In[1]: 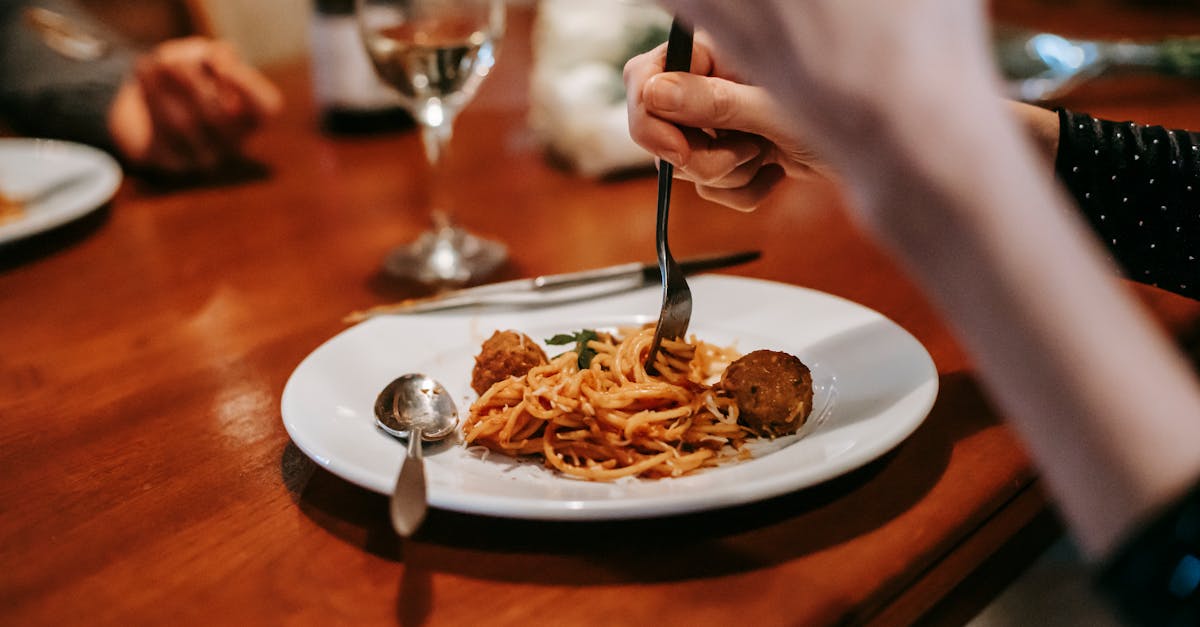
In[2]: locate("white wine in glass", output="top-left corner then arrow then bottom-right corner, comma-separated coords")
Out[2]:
357,0 -> 507,284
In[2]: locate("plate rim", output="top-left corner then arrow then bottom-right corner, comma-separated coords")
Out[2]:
0,137 -> 123,245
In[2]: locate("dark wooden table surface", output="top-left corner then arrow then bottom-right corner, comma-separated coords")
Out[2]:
3,2 -> 1199,625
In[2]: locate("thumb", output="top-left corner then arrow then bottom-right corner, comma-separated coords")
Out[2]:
642,72 -> 783,140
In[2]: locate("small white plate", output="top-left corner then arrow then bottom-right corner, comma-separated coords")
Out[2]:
281,275 -> 939,520
0,138 -> 122,244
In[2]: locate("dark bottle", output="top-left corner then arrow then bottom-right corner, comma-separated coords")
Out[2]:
310,0 -> 414,134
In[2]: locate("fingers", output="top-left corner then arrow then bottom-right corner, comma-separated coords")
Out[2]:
135,52 -> 224,172
624,34 -> 795,212
625,34 -> 778,154
674,128 -> 764,187
626,50 -> 761,162
625,43 -> 687,164
124,37 -> 281,173
643,72 -> 780,140
203,41 -> 284,122
695,163 -> 787,212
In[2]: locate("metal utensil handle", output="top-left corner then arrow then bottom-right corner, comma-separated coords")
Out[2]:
656,19 -> 694,265
655,19 -> 694,202
663,19 -> 694,73
389,429 -> 427,537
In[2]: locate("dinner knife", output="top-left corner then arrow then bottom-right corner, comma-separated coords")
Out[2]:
344,249 -> 761,321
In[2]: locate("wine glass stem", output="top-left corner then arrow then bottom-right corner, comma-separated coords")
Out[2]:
420,120 -> 452,168
417,99 -> 455,232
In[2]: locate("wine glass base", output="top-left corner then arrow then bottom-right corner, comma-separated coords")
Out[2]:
383,226 -> 507,286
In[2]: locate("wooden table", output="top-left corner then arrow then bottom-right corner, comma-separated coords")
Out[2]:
3,3 -> 1199,625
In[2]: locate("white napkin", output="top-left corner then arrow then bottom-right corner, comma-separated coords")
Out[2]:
529,0 -> 670,178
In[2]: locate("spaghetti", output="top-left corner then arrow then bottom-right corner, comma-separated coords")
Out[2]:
462,327 -> 751,481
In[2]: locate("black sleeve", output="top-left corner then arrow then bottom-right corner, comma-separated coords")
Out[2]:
1094,479 -> 1200,626
0,0 -> 136,150
1054,108 -> 1199,301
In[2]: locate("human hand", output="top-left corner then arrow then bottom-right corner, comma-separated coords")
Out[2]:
107,37 -> 283,175
624,34 -> 827,211
649,1 -> 1003,203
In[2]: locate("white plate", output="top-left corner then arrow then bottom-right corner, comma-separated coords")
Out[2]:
0,138 -> 123,245
281,275 -> 939,520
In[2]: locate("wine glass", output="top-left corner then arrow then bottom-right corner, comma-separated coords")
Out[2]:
356,0 -> 507,285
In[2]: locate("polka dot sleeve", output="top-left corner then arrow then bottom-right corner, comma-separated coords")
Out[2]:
1055,108 -> 1199,300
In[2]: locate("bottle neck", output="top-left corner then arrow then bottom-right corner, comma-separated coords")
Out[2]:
314,0 -> 355,16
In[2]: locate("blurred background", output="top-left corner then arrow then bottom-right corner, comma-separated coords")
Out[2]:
71,0 -> 1199,71
50,0 -> 1199,183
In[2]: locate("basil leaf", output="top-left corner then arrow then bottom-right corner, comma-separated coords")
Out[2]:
545,330 -> 600,368
576,329 -> 598,368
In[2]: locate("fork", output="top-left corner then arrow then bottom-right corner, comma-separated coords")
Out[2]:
644,19 -> 694,374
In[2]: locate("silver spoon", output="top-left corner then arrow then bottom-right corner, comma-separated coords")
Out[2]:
373,373 -> 458,537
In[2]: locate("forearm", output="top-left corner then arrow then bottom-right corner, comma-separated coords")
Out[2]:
855,96 -> 1200,559
1011,100 -> 1060,164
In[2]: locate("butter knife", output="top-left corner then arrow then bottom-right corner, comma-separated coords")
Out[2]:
24,7 -> 110,61
345,249 -> 760,322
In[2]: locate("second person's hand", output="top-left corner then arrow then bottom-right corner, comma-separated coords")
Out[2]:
107,37 -> 283,175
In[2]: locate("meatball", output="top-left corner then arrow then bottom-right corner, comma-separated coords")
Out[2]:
720,350 -> 813,437
471,330 -> 548,394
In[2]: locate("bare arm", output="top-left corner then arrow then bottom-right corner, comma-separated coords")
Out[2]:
1012,100 -> 1061,163
644,0 -> 1200,559
867,92 -> 1200,558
